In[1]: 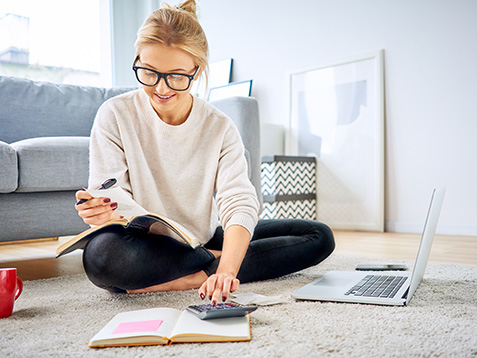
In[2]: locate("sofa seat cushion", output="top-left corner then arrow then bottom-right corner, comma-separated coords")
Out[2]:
11,137 -> 89,192
0,141 -> 18,193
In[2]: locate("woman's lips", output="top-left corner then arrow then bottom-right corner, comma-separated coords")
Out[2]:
155,93 -> 175,102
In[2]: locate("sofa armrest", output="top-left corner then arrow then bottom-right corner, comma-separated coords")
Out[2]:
211,97 -> 262,209
0,141 -> 18,193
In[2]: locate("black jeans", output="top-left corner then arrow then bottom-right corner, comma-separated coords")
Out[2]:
82,218 -> 335,293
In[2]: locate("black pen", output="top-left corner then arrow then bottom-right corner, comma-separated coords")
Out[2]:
75,178 -> 117,206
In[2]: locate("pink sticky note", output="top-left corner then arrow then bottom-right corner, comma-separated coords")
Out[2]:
113,319 -> 163,335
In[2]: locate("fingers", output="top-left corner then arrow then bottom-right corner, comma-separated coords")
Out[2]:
230,278 -> 240,293
75,190 -> 117,226
221,277 -> 233,302
203,274 -> 217,300
198,281 -> 207,300
75,190 -> 93,202
198,274 -> 240,305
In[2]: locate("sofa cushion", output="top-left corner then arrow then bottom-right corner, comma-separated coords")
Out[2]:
0,76 -> 136,144
0,141 -> 18,193
11,137 -> 89,192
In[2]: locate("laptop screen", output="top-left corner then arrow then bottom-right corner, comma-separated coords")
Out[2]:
405,187 -> 445,302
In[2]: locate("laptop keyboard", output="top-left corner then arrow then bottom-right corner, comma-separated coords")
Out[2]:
344,275 -> 408,298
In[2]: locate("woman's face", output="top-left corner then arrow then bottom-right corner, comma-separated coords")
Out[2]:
137,43 -> 198,124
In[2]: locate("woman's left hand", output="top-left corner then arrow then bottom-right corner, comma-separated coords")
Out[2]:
198,272 -> 240,305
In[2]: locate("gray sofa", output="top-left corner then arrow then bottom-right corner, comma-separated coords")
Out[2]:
0,76 -> 262,243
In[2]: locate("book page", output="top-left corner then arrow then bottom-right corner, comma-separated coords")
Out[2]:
170,311 -> 250,341
87,186 -> 149,220
147,221 -> 192,246
87,186 -> 200,248
148,217 -> 200,248
89,308 -> 182,345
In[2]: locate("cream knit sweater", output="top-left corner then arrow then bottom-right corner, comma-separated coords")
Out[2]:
88,90 -> 259,245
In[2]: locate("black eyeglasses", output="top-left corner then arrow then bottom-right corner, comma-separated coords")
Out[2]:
132,65 -> 199,91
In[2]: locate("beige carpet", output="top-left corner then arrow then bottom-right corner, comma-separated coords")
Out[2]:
1,254 -> 476,357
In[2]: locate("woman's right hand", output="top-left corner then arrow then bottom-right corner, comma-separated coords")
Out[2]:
75,190 -> 119,226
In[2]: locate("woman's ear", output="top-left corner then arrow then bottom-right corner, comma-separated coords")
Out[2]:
195,68 -> 204,80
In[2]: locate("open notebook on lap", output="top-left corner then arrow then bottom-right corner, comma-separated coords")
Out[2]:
292,188 -> 445,306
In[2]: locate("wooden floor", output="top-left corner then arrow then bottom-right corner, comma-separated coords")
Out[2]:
1,231 -> 476,281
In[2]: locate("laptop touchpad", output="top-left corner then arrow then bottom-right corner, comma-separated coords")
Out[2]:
313,276 -> 355,287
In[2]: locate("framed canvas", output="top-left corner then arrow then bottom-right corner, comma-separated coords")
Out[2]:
208,80 -> 252,102
287,50 -> 385,231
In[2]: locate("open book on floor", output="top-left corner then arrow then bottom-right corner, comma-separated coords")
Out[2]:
56,186 -> 200,258
89,307 -> 251,347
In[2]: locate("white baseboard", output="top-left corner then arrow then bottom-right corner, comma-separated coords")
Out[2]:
385,221 -> 477,236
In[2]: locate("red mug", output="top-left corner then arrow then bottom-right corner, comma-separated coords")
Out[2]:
0,268 -> 23,318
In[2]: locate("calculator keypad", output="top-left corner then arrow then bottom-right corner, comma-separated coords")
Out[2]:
189,303 -> 237,312
186,303 -> 257,320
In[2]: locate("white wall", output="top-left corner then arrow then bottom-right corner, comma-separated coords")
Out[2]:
110,0 -> 161,87
195,0 -> 477,235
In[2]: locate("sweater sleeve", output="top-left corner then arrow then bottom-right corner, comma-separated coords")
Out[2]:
215,121 -> 260,237
88,101 -> 132,195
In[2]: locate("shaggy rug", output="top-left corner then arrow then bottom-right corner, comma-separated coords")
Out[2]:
1,254 -> 476,358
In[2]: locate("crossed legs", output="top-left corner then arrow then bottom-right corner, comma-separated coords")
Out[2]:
82,219 -> 335,293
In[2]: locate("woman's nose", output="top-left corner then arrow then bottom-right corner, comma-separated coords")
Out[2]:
155,77 -> 170,93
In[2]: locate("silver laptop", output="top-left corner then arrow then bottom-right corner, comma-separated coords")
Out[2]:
292,187 -> 445,306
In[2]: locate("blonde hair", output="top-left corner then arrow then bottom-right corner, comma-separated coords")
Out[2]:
134,0 -> 208,85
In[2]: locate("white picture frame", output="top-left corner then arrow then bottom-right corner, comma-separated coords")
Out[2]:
287,50 -> 385,231
208,80 -> 252,102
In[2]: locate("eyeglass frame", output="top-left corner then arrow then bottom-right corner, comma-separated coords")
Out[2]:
132,63 -> 200,91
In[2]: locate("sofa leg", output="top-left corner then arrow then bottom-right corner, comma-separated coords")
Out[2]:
0,237 -> 59,245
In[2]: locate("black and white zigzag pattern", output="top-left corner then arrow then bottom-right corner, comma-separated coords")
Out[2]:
261,161 -> 316,196
260,199 -> 317,220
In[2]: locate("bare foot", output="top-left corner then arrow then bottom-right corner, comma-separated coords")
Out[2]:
127,270 -> 208,294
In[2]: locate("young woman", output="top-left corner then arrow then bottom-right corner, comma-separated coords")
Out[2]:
75,0 -> 335,305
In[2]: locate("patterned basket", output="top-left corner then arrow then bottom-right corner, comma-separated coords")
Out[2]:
260,156 -> 317,220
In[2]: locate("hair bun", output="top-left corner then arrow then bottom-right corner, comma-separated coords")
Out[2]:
175,0 -> 197,16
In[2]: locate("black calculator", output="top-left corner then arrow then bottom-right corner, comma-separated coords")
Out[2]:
186,303 -> 257,320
